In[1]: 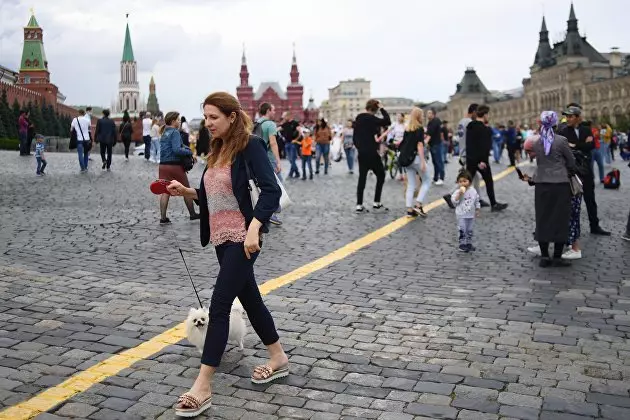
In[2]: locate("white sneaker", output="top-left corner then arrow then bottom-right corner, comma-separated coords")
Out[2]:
562,249 -> 582,260
527,245 -> 541,256
435,180 -> 444,186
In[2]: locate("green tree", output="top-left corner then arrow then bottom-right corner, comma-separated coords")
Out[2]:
12,98 -> 21,136
0,110 -> 7,139
0,90 -> 16,139
48,105 -> 61,136
39,101 -> 53,135
27,101 -> 43,134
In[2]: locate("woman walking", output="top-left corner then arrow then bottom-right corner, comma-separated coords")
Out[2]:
150,117 -> 161,163
342,119 -> 355,174
167,92 -> 288,418
314,118 -> 332,175
158,112 -> 199,224
119,111 -> 133,161
523,111 -> 576,268
196,119 -> 211,158
399,107 -> 430,217
180,116 -> 191,146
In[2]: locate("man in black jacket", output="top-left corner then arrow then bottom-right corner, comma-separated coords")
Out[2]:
354,99 -> 391,212
95,109 -> 117,171
465,105 -> 508,212
559,106 -> 610,235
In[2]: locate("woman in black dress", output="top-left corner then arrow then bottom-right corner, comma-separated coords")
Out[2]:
526,111 -> 576,268
196,119 -> 210,157
119,111 -> 133,160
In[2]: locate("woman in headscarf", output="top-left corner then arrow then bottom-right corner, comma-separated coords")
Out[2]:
524,111 -> 576,268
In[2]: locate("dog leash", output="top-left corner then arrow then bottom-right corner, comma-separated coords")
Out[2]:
178,247 -> 204,309
167,223 -> 204,308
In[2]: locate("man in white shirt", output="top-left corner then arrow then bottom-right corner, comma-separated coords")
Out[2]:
84,106 -> 93,161
71,109 -> 93,172
142,112 -> 152,161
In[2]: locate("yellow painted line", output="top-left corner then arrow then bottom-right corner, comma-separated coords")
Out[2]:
1,165 -> 516,420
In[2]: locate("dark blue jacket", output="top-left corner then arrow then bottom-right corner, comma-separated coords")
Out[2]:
160,127 -> 192,164
196,136 -> 281,248
95,117 -> 117,146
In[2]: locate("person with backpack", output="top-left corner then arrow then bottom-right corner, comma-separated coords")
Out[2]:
398,107 -> 430,218
254,103 -> 283,225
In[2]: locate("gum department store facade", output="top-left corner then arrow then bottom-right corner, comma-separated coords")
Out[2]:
443,4 -> 630,128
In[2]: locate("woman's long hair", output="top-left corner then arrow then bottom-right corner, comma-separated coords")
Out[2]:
160,111 -> 179,136
205,92 -> 252,167
406,107 -> 424,132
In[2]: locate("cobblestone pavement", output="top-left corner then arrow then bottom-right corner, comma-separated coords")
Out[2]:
0,150 -> 629,420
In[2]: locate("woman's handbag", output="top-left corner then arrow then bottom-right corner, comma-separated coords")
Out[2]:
181,146 -> 195,172
182,155 -> 194,172
569,174 -> 583,196
244,160 -> 260,208
244,161 -> 292,210
276,173 -> 292,210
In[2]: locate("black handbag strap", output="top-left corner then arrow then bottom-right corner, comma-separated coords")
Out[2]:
75,117 -> 86,141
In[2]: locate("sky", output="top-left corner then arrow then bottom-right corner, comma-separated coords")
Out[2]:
1,0 -> 629,119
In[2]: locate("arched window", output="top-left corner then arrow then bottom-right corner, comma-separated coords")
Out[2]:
33,59 -> 39,67
134,98 -> 137,110
126,97 -> 130,110
24,59 -> 31,67
24,75 -> 31,84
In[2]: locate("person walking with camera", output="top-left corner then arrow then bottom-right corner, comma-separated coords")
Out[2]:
465,105 -> 508,212
158,112 -> 199,224
354,99 -> 391,213
167,92 -> 288,418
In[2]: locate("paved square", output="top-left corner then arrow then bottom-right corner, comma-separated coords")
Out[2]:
0,151 -> 629,419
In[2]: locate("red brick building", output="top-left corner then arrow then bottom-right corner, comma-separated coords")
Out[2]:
0,13 -> 78,118
236,47 -> 317,123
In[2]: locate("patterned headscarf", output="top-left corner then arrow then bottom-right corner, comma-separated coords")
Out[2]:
540,111 -> 557,156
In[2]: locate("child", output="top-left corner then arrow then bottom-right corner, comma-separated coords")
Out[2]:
301,129 -> 314,180
450,170 -> 480,252
34,134 -> 47,176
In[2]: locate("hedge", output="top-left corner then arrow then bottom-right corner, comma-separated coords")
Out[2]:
0,138 -> 19,150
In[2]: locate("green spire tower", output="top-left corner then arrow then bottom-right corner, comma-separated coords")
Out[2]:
122,22 -> 135,62
116,15 -> 141,116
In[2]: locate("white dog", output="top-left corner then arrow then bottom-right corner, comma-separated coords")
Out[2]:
184,299 -> 246,353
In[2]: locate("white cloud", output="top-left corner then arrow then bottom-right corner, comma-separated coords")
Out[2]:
1,0 -> 629,118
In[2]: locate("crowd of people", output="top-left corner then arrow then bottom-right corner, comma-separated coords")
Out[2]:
12,90 -> 630,418
20,96 -> 630,252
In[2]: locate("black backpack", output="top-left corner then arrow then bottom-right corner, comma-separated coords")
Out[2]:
397,130 -> 419,167
603,169 -> 621,189
252,120 -> 270,151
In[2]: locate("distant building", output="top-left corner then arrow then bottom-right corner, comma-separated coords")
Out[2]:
374,97 -> 415,118
320,78 -> 371,124
444,3 -> 630,127
236,45 -> 314,122
146,76 -> 160,116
